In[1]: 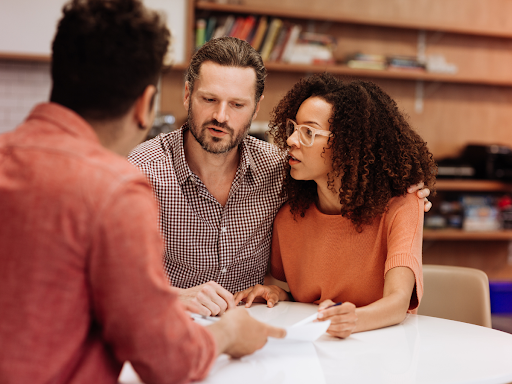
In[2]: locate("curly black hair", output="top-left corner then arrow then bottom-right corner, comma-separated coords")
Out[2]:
269,73 -> 437,231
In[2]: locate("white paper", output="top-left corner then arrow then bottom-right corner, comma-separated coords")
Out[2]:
285,320 -> 331,342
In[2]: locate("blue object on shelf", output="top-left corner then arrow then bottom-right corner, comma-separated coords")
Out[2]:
489,281 -> 512,314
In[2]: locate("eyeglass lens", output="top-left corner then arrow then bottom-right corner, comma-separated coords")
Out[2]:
286,120 -> 314,146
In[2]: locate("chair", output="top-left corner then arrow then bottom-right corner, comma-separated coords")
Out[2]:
418,264 -> 492,328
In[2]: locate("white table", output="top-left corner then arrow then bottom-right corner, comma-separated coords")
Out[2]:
119,302 -> 512,384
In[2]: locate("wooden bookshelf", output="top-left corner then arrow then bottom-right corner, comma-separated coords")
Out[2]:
0,52 -> 51,62
196,1 -> 512,39
264,63 -> 512,87
435,179 -> 512,192
424,228 -> 512,241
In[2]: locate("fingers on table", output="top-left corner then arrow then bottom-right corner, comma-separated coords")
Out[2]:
196,282 -> 235,316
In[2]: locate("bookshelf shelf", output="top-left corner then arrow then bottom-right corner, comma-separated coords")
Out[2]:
168,62 -> 512,88
423,228 -> 512,241
196,2 -> 512,39
263,63 -> 512,87
435,179 -> 512,192
0,52 -> 51,62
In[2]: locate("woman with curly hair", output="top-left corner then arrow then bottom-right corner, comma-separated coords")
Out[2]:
234,73 -> 437,338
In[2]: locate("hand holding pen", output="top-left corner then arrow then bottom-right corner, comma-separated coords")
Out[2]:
317,300 -> 357,339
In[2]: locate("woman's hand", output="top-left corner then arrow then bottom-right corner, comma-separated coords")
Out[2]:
317,300 -> 357,338
234,284 -> 290,308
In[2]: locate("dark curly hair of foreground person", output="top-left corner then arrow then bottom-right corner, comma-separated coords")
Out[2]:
268,73 -> 437,231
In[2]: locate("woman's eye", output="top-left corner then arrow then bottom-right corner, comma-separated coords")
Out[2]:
305,127 -> 313,137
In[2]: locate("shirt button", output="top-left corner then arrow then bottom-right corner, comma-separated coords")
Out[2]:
221,227 -> 227,233
221,267 -> 227,273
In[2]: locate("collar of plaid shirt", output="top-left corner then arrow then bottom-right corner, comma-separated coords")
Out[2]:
128,124 -> 287,293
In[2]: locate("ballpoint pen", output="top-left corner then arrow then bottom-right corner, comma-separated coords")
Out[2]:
291,302 -> 342,327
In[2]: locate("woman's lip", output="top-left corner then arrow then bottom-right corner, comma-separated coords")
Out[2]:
289,155 -> 301,165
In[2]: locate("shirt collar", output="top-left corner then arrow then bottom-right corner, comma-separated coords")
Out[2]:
170,123 -> 255,186
26,102 -> 101,145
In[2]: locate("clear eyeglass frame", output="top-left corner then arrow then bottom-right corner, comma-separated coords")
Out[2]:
285,118 -> 333,147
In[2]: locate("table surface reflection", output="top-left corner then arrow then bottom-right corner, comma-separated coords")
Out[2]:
120,302 -> 512,384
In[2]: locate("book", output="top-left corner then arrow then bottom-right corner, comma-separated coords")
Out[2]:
287,32 -> 336,64
281,24 -> 302,63
345,53 -> 387,70
222,15 -> 236,38
195,19 -> 206,49
228,16 -> 245,38
237,15 -> 257,42
268,23 -> 291,62
260,18 -> 283,61
250,16 -> 268,51
211,16 -> 229,40
204,16 -> 217,43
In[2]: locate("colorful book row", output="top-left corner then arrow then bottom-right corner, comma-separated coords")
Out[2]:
195,15 -> 336,64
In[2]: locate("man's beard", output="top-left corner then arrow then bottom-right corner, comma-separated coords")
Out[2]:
188,103 -> 252,154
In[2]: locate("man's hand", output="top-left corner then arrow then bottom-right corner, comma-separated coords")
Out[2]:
178,281 -> 236,316
407,182 -> 432,212
208,307 -> 286,358
317,300 -> 357,339
234,284 -> 289,308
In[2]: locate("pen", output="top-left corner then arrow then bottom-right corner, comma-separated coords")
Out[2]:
291,302 -> 343,327
190,313 -> 221,323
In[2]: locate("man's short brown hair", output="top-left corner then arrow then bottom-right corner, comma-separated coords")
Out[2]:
186,37 -> 266,104
50,0 -> 170,120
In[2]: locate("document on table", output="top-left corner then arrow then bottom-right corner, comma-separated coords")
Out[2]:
191,303 -> 331,342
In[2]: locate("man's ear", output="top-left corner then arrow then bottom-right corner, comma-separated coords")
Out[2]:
183,82 -> 191,111
252,94 -> 264,120
135,85 -> 157,129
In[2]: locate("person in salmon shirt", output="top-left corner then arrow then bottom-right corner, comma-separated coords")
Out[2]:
235,73 -> 437,338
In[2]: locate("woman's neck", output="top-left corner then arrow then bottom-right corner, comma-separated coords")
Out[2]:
316,180 -> 343,215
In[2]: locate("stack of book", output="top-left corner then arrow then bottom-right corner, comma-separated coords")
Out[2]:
195,15 -> 336,64
345,53 -> 387,70
345,53 -> 427,72
387,55 -> 426,72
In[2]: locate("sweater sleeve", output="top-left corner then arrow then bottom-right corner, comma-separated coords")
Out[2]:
89,178 -> 216,384
384,194 -> 424,310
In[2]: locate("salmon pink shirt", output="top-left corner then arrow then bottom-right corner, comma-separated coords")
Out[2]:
0,103 -> 216,384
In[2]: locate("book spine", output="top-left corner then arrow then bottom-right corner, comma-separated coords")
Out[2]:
260,18 -> 282,61
238,15 -> 256,42
281,24 -> 302,63
204,16 -> 217,43
195,19 -> 206,50
250,16 -> 268,52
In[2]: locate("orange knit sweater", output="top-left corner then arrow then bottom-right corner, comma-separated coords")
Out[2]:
270,193 -> 424,311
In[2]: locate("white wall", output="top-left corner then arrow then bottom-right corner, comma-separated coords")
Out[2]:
0,0 -> 187,133
0,0 -> 187,63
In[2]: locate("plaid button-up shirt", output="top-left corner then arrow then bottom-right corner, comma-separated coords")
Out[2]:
129,124 -> 286,293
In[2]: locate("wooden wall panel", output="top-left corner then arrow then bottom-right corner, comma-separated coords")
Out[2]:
423,240 -> 512,280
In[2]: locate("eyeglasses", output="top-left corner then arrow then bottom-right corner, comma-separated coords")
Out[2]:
285,119 -> 333,147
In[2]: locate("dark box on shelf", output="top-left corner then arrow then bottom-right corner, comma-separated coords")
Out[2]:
489,281 -> 512,314
461,144 -> 512,180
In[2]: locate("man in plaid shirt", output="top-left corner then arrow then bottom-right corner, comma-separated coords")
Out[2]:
128,37 -> 431,317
